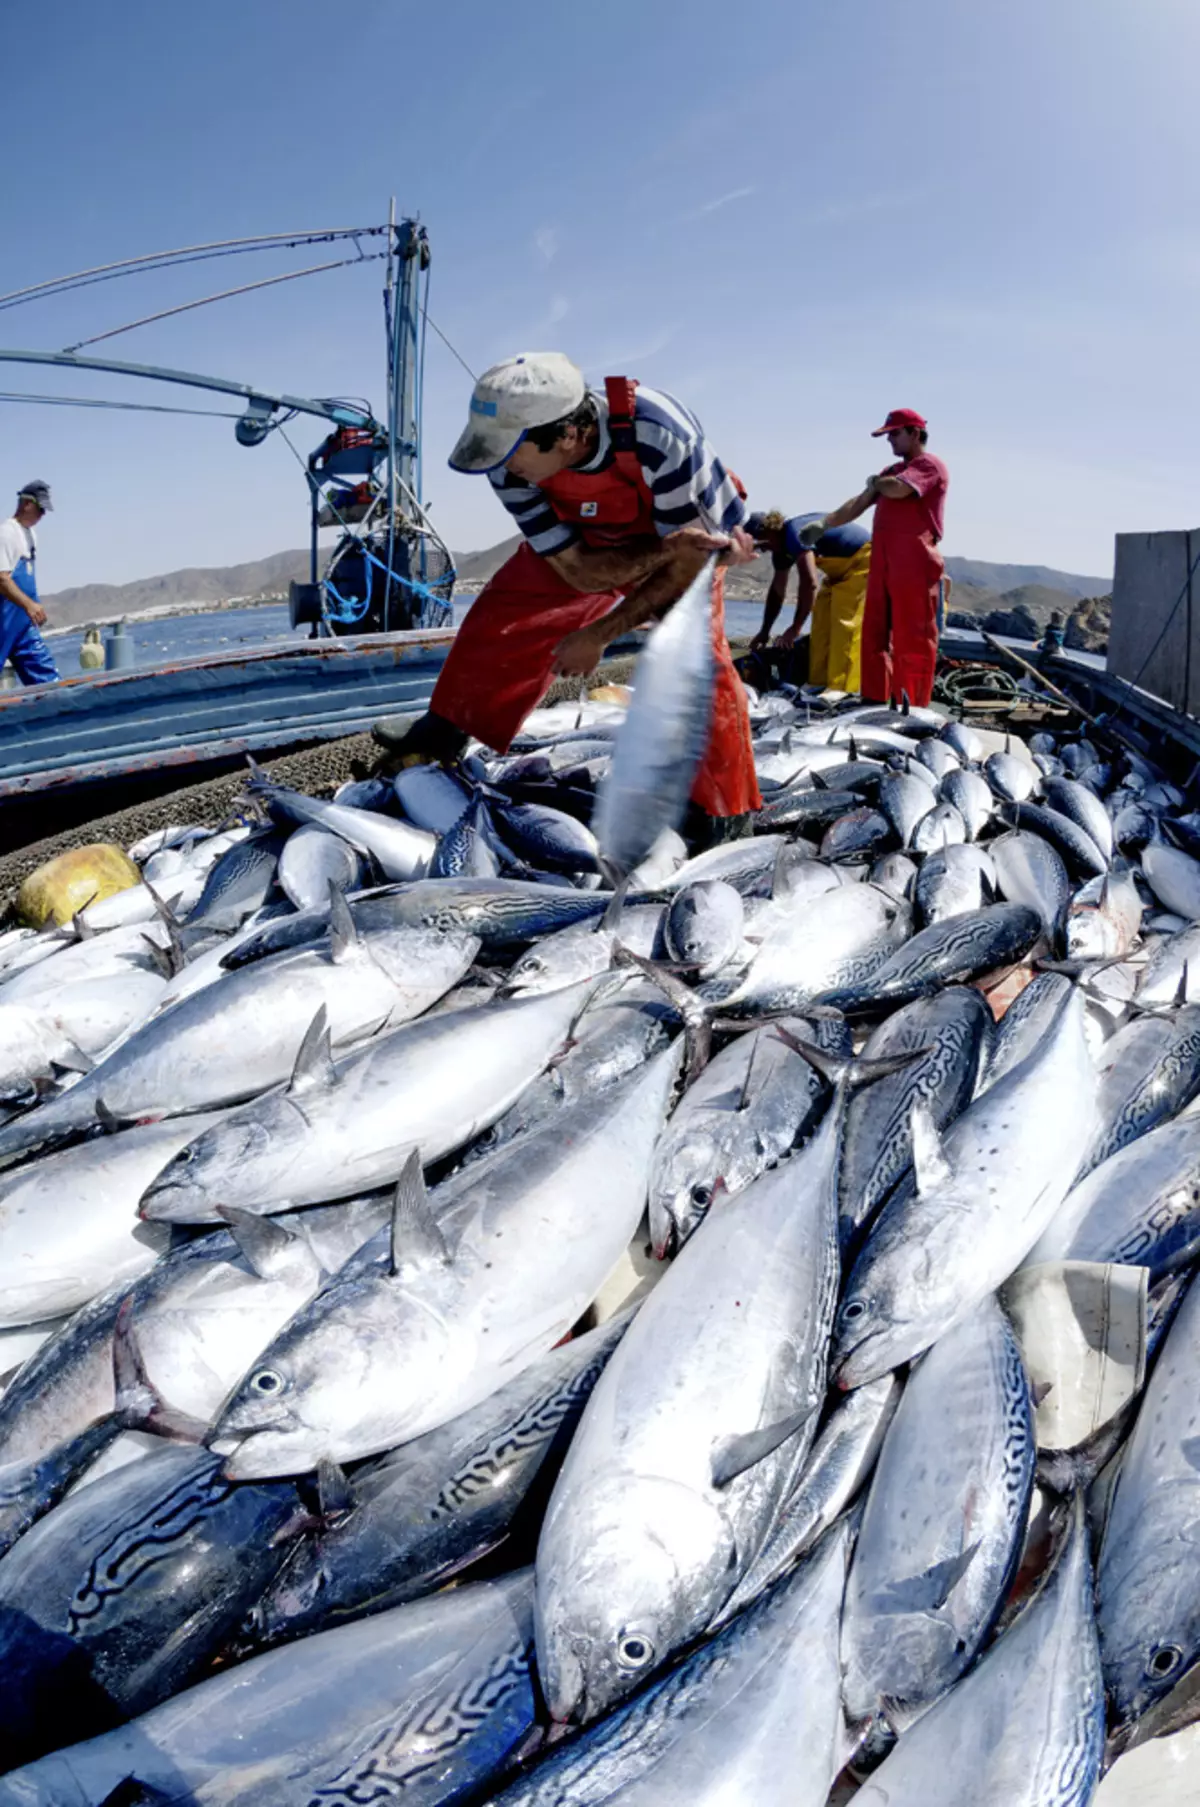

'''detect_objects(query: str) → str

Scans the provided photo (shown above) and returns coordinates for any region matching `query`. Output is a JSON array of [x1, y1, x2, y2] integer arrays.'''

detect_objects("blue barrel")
[[105, 621, 135, 671]]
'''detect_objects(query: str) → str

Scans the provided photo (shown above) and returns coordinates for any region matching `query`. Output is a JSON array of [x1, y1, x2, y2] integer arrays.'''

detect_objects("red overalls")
[[860, 480, 946, 709], [430, 378, 761, 819]]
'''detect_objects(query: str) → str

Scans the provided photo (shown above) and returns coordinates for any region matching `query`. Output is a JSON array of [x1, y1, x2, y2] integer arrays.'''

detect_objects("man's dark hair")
[[917, 428, 929, 446], [525, 393, 599, 453]]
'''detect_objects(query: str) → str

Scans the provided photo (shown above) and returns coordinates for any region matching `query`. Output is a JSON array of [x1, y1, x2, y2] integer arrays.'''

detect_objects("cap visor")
[[448, 423, 525, 474], [870, 425, 896, 437]]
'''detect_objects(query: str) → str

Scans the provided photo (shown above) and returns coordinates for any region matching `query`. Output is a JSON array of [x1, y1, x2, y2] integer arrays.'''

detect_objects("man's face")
[[505, 424, 588, 483], [886, 427, 919, 461], [17, 498, 45, 524]]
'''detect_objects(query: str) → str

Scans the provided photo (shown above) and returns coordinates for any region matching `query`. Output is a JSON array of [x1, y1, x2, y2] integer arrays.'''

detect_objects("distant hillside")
[[942, 558, 1107, 601], [43, 548, 315, 629], [43, 536, 1110, 629]]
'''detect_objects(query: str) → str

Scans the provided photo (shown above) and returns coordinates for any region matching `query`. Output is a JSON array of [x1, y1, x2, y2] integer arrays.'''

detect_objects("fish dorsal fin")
[[769, 1027, 848, 1087], [216, 1205, 298, 1280], [112, 1299, 209, 1444], [770, 840, 791, 899], [289, 1006, 337, 1095], [900, 691, 911, 716], [910, 1100, 951, 1195], [782, 728, 794, 754], [848, 734, 860, 762], [809, 767, 829, 790], [389, 1150, 450, 1278], [144, 883, 186, 973], [95, 1098, 125, 1134], [711, 1406, 812, 1489], [1176, 961, 1191, 1009], [140, 933, 176, 981], [327, 884, 359, 965], [72, 898, 99, 939], [317, 1457, 355, 1521]]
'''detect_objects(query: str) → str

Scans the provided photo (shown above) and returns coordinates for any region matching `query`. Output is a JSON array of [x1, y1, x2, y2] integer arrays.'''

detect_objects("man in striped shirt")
[[385, 352, 761, 834]]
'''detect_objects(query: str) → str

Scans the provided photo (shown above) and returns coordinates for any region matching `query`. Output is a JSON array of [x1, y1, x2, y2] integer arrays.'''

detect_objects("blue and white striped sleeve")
[[634, 389, 747, 539], [487, 469, 579, 556]]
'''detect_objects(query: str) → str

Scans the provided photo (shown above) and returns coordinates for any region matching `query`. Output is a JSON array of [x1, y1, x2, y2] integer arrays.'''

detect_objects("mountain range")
[[42, 538, 1110, 632]]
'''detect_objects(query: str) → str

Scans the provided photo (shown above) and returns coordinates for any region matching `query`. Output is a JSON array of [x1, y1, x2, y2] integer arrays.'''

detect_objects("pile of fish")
[[2, 563, 1200, 1801]]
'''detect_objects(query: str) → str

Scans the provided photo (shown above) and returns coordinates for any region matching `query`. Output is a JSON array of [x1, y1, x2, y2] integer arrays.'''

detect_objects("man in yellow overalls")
[[747, 510, 872, 692]]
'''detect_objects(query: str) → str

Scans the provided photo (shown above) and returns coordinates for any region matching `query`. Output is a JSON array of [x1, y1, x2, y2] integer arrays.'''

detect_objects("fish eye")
[[691, 1182, 712, 1206], [1148, 1644, 1184, 1680], [616, 1631, 655, 1671], [250, 1368, 285, 1396], [841, 1298, 869, 1325]]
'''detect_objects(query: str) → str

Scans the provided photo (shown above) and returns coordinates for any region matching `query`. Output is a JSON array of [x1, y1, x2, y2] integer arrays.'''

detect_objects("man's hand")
[[23, 601, 47, 628], [718, 524, 759, 568], [552, 624, 607, 677], [663, 523, 736, 556], [774, 626, 798, 652], [749, 630, 770, 654]]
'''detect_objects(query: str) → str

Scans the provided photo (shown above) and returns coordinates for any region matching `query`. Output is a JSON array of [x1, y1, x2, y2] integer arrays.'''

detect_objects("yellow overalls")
[[809, 541, 872, 692]]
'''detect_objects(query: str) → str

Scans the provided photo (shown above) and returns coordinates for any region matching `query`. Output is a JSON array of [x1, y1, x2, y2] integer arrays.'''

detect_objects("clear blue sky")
[[5, 0, 1197, 593]]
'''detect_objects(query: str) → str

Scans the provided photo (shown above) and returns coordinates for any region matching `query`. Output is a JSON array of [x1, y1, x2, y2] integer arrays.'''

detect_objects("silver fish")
[[1143, 843, 1200, 920], [593, 559, 716, 880], [1026, 1112, 1200, 1280], [1078, 1006, 1200, 1179], [495, 1521, 849, 1807], [939, 767, 995, 839], [243, 1317, 628, 1650], [719, 1378, 898, 1621], [1066, 867, 1143, 961], [0, 1570, 537, 1807], [664, 880, 744, 977], [838, 987, 992, 1244], [535, 1088, 842, 1722], [648, 1011, 851, 1256], [834, 988, 1098, 1386], [250, 775, 436, 880], [914, 843, 996, 925], [140, 977, 598, 1221], [911, 800, 966, 853], [841, 1295, 1035, 1737], [990, 827, 1070, 946], [208, 1045, 682, 1476], [1096, 1271, 1200, 1732], [851, 1501, 1103, 1806], [879, 772, 936, 846], [276, 824, 363, 912], [703, 883, 908, 1018], [985, 749, 1038, 803]]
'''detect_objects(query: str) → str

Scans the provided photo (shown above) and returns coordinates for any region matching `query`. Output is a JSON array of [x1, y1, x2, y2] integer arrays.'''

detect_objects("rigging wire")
[[0, 226, 390, 315], [62, 249, 387, 353], [0, 389, 243, 417], [421, 307, 477, 382]]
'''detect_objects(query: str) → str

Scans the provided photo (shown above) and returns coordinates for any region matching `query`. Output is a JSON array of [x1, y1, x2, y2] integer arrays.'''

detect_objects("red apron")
[[430, 377, 760, 818], [860, 499, 944, 709]]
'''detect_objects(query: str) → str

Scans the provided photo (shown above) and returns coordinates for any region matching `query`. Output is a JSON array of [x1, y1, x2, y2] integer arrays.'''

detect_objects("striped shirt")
[[488, 383, 746, 556]]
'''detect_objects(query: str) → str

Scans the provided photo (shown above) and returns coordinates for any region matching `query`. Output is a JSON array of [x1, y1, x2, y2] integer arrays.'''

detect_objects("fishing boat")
[[0, 209, 458, 837]]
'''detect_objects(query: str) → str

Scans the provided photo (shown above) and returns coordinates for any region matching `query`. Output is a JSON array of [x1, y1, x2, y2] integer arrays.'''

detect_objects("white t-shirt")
[[0, 517, 35, 577]]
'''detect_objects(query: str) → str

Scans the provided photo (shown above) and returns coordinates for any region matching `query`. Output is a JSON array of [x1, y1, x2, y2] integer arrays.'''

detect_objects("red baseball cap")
[[871, 408, 927, 437]]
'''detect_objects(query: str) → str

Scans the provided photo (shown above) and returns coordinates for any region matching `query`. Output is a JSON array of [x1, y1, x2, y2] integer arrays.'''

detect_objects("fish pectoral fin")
[[99, 1780, 175, 1807], [711, 1406, 812, 1489], [216, 1205, 300, 1281], [910, 1101, 952, 1195], [389, 1149, 450, 1278], [878, 1540, 983, 1616], [112, 1299, 209, 1445], [316, 1457, 356, 1521], [327, 883, 360, 964], [288, 1005, 338, 1095], [51, 1042, 94, 1077]]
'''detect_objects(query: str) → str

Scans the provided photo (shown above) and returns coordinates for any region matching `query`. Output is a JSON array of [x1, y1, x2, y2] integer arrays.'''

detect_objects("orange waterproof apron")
[[860, 498, 944, 709], [429, 377, 760, 818]]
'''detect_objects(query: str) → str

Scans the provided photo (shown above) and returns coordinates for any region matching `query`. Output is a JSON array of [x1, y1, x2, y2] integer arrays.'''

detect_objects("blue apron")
[[1, 538, 58, 685]]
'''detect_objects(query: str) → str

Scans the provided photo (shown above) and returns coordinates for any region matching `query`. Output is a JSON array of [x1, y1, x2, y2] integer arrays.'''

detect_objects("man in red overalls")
[[813, 408, 949, 708], [384, 352, 761, 837]]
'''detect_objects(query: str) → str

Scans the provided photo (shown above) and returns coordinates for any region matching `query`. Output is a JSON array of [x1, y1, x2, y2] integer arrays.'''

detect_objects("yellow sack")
[[17, 843, 141, 928]]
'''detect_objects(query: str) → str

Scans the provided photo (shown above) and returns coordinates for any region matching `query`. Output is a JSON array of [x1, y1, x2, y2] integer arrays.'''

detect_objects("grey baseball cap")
[[18, 480, 52, 511]]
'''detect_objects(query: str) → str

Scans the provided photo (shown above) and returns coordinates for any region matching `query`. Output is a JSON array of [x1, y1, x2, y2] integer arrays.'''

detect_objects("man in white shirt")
[[0, 480, 58, 685]]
